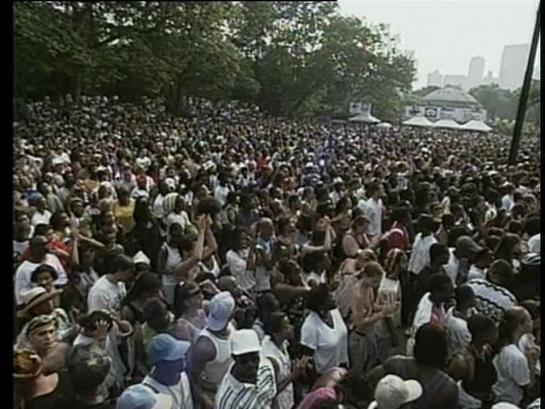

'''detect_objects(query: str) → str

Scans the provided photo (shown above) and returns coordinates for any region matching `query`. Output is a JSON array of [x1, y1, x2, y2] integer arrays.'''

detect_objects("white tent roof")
[[377, 122, 392, 128], [348, 113, 380, 123], [434, 119, 463, 129], [402, 116, 435, 127], [462, 120, 492, 132]]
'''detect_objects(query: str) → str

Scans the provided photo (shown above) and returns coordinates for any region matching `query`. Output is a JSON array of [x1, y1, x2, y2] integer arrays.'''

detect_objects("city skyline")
[[338, 0, 540, 89], [426, 43, 537, 91]]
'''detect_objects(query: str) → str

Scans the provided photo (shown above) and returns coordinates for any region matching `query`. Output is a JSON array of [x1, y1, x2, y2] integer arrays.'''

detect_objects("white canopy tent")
[[434, 119, 464, 130], [462, 120, 492, 132], [348, 113, 380, 123], [402, 116, 435, 127], [377, 122, 393, 128]]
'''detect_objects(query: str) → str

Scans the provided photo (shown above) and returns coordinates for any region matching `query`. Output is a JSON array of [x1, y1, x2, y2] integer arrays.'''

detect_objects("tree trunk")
[[73, 73, 82, 103]]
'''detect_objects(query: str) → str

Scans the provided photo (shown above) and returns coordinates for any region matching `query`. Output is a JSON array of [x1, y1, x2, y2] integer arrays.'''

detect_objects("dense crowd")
[[13, 95, 541, 409]]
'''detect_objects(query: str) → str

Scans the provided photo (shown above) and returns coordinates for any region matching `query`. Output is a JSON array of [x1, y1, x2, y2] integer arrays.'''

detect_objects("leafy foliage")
[[14, 1, 416, 119], [470, 81, 540, 124]]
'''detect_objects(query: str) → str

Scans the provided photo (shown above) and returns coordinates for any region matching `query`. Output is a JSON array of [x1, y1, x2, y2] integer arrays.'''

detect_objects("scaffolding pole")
[[508, 1, 541, 164]]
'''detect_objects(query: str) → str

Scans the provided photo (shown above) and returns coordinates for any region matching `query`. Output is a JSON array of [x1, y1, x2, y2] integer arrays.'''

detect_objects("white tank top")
[[164, 243, 182, 275], [199, 328, 233, 388], [199, 256, 220, 277]]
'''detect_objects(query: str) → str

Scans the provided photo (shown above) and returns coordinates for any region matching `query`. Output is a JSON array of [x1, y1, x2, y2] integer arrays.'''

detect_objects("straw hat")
[[16, 287, 61, 319]]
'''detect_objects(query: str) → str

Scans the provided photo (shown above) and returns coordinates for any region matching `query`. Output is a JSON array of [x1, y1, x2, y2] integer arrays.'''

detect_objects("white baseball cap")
[[133, 251, 151, 266], [374, 375, 422, 409], [231, 329, 261, 356], [207, 291, 235, 331]]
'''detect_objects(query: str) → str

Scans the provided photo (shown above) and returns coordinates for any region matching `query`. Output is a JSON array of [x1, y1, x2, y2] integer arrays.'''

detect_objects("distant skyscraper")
[[427, 70, 443, 87], [467, 56, 485, 89], [443, 75, 469, 91], [483, 71, 500, 86], [499, 44, 530, 90]]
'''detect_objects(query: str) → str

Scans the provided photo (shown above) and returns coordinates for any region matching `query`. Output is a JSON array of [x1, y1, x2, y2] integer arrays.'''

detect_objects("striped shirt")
[[215, 358, 277, 409], [467, 279, 517, 323]]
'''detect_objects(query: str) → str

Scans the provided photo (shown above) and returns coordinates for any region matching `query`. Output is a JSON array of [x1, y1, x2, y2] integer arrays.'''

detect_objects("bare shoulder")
[[192, 334, 216, 361]]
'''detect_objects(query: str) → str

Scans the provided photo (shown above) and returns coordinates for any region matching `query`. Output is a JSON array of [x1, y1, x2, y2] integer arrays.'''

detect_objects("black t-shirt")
[[415, 265, 445, 301], [27, 372, 75, 409]]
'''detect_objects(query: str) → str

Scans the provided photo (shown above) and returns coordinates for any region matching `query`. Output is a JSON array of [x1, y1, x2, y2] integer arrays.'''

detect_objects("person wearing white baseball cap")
[[189, 291, 235, 408], [116, 383, 173, 409], [367, 375, 423, 409], [215, 329, 277, 409]]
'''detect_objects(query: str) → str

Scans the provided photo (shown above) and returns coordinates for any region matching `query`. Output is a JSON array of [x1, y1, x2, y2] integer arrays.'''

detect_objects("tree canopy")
[[14, 1, 416, 120]]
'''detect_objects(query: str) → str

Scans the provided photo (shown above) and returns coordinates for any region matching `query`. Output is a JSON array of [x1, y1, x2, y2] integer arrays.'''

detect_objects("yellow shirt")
[[114, 200, 135, 232]]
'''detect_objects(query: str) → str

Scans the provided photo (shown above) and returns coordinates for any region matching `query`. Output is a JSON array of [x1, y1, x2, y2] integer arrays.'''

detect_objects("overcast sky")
[[338, 0, 541, 89]]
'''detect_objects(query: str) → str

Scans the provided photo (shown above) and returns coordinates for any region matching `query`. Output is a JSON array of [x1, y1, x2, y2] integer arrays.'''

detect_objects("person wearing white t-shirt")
[[214, 176, 233, 208], [358, 182, 385, 239], [14, 235, 67, 305], [493, 307, 538, 406], [254, 218, 276, 293], [87, 254, 136, 313], [226, 229, 256, 293], [407, 215, 437, 276], [31, 195, 52, 226], [500, 184, 515, 212], [300, 284, 348, 374]]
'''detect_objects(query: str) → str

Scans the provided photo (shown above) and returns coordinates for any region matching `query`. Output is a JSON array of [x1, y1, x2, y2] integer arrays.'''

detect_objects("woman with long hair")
[[120, 273, 164, 325], [494, 233, 523, 273], [348, 261, 397, 376], [157, 222, 184, 305], [126, 197, 162, 271], [448, 314, 499, 409], [492, 306, 539, 406], [375, 248, 407, 362]]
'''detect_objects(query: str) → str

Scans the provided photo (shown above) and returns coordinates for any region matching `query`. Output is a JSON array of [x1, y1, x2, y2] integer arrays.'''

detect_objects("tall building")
[[443, 75, 468, 91], [483, 71, 500, 86], [499, 44, 530, 90], [467, 56, 485, 89], [427, 70, 443, 87]]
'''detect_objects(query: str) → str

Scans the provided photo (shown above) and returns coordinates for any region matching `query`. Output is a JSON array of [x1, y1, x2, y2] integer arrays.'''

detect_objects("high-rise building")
[[427, 70, 443, 87], [499, 44, 530, 90], [443, 75, 468, 91], [483, 71, 500, 86], [467, 56, 485, 89]]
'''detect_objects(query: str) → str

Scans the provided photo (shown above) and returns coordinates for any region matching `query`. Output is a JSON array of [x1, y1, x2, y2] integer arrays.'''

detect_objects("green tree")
[[14, 1, 417, 120], [469, 84, 517, 120]]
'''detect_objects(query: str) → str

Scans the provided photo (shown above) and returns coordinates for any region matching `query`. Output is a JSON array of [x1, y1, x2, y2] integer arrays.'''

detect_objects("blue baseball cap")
[[147, 334, 190, 366], [116, 384, 173, 409]]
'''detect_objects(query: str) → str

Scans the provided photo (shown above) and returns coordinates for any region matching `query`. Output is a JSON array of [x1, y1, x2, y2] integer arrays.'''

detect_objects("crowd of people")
[[12, 95, 541, 409]]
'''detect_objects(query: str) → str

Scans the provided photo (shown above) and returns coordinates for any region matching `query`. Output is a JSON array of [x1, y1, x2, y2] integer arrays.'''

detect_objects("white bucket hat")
[[374, 375, 423, 409]]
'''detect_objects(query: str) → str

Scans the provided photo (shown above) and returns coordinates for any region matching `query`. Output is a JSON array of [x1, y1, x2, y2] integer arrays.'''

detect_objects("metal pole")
[[508, 1, 541, 164]]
